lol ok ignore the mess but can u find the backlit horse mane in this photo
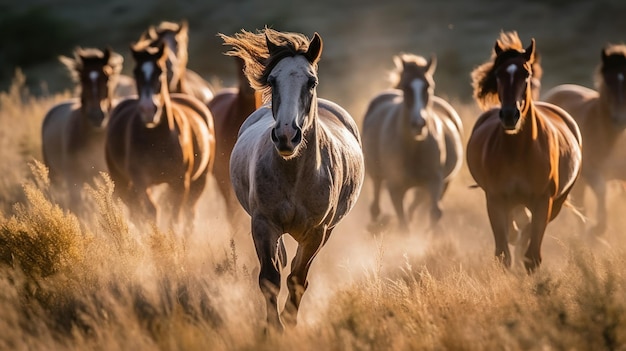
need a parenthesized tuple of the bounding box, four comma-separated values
(389, 53, 432, 88)
(471, 31, 540, 110)
(220, 28, 319, 102)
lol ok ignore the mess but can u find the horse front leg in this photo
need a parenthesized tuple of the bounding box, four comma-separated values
(388, 184, 409, 233)
(251, 214, 284, 331)
(486, 194, 512, 268)
(282, 225, 329, 327)
(524, 196, 552, 273)
(586, 173, 607, 236)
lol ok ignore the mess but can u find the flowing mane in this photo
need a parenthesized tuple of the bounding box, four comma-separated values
(219, 28, 319, 102)
(595, 43, 626, 90)
(471, 31, 538, 110)
(59, 47, 123, 84)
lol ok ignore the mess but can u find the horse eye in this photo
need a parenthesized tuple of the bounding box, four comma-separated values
(268, 76, 276, 87)
(308, 77, 317, 89)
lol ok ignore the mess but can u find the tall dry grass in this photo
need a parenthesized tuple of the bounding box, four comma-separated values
(0, 72, 625, 351)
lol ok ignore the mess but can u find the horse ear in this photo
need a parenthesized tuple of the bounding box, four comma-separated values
(494, 40, 504, 55)
(305, 32, 323, 64)
(178, 19, 189, 36)
(393, 55, 403, 71)
(602, 46, 609, 62)
(102, 47, 111, 63)
(524, 38, 536, 62)
(266, 33, 280, 56)
(427, 53, 437, 75)
(59, 55, 77, 72)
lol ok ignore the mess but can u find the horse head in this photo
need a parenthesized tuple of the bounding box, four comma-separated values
(394, 53, 436, 140)
(600, 45, 626, 126)
(60, 47, 122, 128)
(131, 40, 170, 128)
(266, 32, 322, 158)
(494, 38, 536, 133)
(140, 20, 189, 92)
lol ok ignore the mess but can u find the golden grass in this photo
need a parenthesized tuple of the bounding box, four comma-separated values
(0, 74, 625, 350)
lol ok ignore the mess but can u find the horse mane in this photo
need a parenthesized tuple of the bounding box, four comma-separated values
(389, 53, 430, 88)
(59, 47, 123, 88)
(219, 28, 317, 103)
(140, 20, 189, 72)
(595, 43, 626, 90)
(471, 31, 538, 110)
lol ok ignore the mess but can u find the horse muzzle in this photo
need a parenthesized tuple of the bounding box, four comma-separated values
(499, 107, 521, 132)
(271, 125, 302, 158)
(85, 108, 106, 128)
(410, 116, 428, 141)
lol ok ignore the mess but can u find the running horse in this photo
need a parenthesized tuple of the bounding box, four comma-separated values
(42, 47, 124, 213)
(139, 20, 214, 104)
(362, 53, 464, 233)
(466, 32, 582, 272)
(207, 56, 259, 227)
(222, 28, 364, 330)
(105, 40, 215, 233)
(543, 44, 626, 236)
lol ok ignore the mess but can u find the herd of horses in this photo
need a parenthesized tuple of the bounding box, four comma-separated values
(38, 21, 626, 329)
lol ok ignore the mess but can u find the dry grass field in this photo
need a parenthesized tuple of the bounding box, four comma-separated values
(2, 0, 626, 350)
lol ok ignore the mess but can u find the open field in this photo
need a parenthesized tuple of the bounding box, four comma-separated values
(2, 1, 626, 350)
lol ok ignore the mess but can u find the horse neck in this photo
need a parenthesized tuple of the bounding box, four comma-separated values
(159, 80, 176, 131)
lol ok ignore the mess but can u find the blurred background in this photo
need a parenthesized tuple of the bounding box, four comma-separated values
(2, 0, 625, 120)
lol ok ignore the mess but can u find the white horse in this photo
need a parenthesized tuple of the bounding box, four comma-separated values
(222, 28, 364, 330)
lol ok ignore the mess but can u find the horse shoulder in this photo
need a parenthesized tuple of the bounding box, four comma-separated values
(317, 98, 362, 145)
(535, 101, 582, 147)
(432, 95, 464, 136)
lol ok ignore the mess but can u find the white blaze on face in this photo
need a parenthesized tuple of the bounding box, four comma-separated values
(89, 71, 99, 96)
(507, 64, 517, 86)
(411, 78, 426, 120)
(141, 62, 154, 99)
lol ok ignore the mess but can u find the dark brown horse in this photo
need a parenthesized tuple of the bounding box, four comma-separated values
(222, 29, 364, 330)
(207, 56, 260, 226)
(42, 47, 124, 213)
(362, 53, 463, 233)
(466, 32, 582, 272)
(140, 20, 214, 104)
(543, 44, 626, 236)
(105, 41, 215, 233)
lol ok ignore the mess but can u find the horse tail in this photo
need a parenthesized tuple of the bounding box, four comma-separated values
(563, 198, 587, 224)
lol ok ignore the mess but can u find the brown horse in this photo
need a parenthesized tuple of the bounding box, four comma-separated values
(140, 20, 214, 104)
(207, 56, 259, 226)
(362, 53, 463, 232)
(42, 47, 124, 213)
(466, 32, 582, 272)
(543, 44, 626, 236)
(105, 41, 215, 233)
(222, 29, 364, 330)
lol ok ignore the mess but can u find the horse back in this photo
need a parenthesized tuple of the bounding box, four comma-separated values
(542, 84, 598, 123)
(182, 70, 215, 104)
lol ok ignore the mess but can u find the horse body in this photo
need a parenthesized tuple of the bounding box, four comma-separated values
(362, 54, 463, 232)
(467, 32, 582, 271)
(207, 57, 258, 223)
(42, 47, 123, 212)
(105, 41, 214, 233)
(543, 44, 626, 235)
(222, 29, 364, 330)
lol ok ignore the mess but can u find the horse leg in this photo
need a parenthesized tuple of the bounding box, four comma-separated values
(568, 178, 587, 235)
(586, 174, 607, 236)
(388, 184, 409, 232)
(407, 187, 426, 223)
(524, 197, 552, 273)
(486, 195, 512, 268)
(427, 176, 445, 228)
(369, 177, 383, 222)
(251, 214, 283, 330)
(282, 226, 329, 327)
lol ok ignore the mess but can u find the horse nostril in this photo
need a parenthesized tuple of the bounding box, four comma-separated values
(291, 127, 302, 144)
(271, 128, 279, 143)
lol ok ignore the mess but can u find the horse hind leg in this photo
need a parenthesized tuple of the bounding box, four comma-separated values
(367, 177, 390, 233)
(282, 226, 329, 327)
(388, 184, 409, 233)
(524, 197, 553, 273)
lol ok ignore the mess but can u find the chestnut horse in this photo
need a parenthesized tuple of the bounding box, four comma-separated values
(207, 56, 259, 226)
(42, 47, 124, 213)
(105, 41, 215, 233)
(362, 53, 463, 233)
(139, 20, 214, 104)
(467, 32, 582, 272)
(222, 29, 364, 330)
(543, 44, 626, 236)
